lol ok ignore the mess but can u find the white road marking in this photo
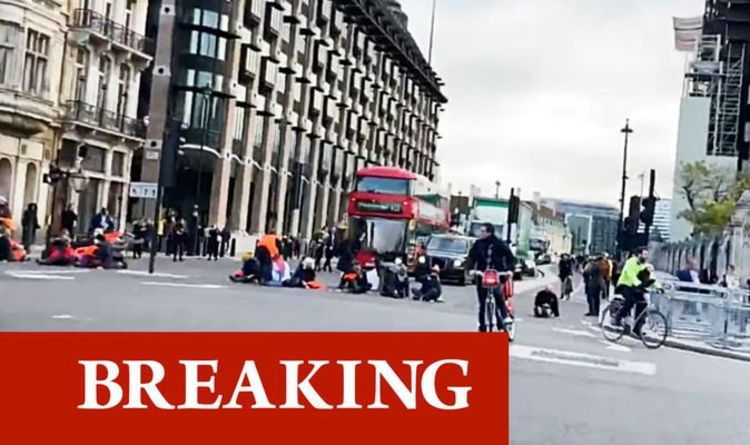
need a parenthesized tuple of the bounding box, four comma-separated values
(510, 344, 657, 376)
(599, 341, 632, 353)
(51, 314, 75, 320)
(552, 327, 596, 338)
(118, 270, 188, 279)
(21, 269, 90, 275)
(5, 272, 75, 281)
(141, 282, 227, 290)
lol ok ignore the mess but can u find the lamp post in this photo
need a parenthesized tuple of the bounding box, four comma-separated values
(494, 180, 501, 199)
(618, 120, 633, 234)
(193, 84, 212, 256)
(428, 0, 437, 65)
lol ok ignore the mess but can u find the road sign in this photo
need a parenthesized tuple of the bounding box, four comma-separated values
(129, 182, 158, 199)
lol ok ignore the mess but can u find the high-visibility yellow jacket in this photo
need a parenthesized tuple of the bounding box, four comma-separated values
(617, 257, 649, 288)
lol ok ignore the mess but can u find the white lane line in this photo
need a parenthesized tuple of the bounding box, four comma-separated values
(599, 341, 632, 353)
(18, 269, 91, 275)
(510, 344, 656, 376)
(552, 327, 596, 338)
(118, 270, 189, 279)
(5, 272, 75, 281)
(51, 314, 75, 320)
(141, 281, 227, 290)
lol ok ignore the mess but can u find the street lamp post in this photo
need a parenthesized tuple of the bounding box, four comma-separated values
(193, 85, 212, 256)
(428, 0, 437, 65)
(494, 180, 501, 199)
(618, 120, 633, 228)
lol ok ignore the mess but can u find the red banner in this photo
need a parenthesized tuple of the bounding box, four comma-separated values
(0, 333, 508, 444)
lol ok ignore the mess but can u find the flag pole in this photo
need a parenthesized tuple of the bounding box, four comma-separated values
(428, 0, 437, 64)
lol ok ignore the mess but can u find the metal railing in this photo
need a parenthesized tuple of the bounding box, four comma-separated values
(63, 101, 145, 139)
(70, 8, 152, 55)
(651, 280, 750, 354)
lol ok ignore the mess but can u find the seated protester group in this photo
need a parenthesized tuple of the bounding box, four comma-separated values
(339, 261, 371, 294)
(38, 229, 75, 266)
(413, 265, 444, 303)
(381, 257, 410, 299)
(533, 286, 560, 318)
(76, 233, 115, 269)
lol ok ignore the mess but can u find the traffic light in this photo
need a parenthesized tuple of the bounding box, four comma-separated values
(508, 195, 521, 224)
(640, 197, 657, 226)
(626, 195, 640, 234)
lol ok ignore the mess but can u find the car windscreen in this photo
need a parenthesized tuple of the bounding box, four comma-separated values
(427, 237, 469, 254)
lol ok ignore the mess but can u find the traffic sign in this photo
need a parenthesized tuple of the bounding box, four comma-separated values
(129, 182, 158, 199)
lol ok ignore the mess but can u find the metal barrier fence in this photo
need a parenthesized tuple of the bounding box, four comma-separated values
(651, 280, 750, 353)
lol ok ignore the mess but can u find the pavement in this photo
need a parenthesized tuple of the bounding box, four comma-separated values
(1, 259, 749, 444)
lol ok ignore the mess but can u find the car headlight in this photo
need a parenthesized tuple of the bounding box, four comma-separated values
(453, 259, 464, 268)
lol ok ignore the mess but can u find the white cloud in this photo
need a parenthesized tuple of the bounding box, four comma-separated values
(400, 0, 705, 203)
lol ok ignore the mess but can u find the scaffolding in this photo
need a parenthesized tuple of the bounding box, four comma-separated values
(684, 34, 745, 157)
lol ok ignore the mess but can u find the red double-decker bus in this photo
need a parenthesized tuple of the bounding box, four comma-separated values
(346, 166, 450, 264)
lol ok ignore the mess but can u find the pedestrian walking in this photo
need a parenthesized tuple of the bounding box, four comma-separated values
(220, 226, 231, 257)
(292, 236, 301, 259)
(207, 225, 220, 261)
(172, 219, 186, 262)
(21, 203, 40, 253)
(132, 220, 147, 259)
(323, 232, 335, 273)
(584, 256, 606, 317)
(601, 253, 613, 300)
(558, 253, 574, 301)
(61, 203, 77, 237)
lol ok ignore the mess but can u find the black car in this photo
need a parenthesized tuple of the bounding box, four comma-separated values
(424, 234, 474, 286)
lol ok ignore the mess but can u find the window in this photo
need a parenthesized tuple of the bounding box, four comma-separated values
(0, 22, 18, 86)
(188, 8, 229, 60)
(23, 29, 49, 94)
(125, 0, 136, 30)
(355, 176, 410, 195)
(74, 48, 89, 102)
(97, 56, 111, 110)
(112, 152, 125, 177)
(117, 64, 130, 117)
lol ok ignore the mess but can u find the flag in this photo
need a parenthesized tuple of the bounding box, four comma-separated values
(673, 16, 703, 52)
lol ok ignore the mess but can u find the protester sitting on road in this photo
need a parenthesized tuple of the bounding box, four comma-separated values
(380, 257, 410, 299)
(0, 225, 11, 262)
(38, 230, 75, 266)
(256, 231, 282, 284)
(534, 286, 560, 318)
(413, 266, 444, 303)
(339, 261, 370, 294)
(230, 251, 262, 283)
(414, 254, 430, 286)
(285, 257, 318, 288)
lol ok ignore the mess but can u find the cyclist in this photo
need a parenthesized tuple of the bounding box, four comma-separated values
(467, 223, 517, 332)
(613, 247, 659, 334)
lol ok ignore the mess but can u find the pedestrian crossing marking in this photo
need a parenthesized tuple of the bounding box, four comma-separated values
(511, 344, 656, 376)
(118, 270, 189, 279)
(141, 282, 227, 290)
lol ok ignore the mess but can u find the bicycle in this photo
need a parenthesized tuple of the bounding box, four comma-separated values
(599, 290, 668, 349)
(476, 269, 515, 341)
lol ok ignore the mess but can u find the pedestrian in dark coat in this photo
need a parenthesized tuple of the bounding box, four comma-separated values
(584, 257, 606, 317)
(207, 225, 220, 261)
(61, 203, 77, 236)
(220, 227, 231, 257)
(21, 203, 40, 253)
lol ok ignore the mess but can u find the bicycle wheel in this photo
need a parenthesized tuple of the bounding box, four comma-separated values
(637, 309, 668, 349)
(486, 299, 496, 332)
(600, 303, 624, 342)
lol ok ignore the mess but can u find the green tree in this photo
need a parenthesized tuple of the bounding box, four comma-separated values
(677, 161, 750, 237)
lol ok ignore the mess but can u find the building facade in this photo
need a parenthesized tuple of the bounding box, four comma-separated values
(527, 202, 572, 256)
(138, 0, 446, 242)
(0, 0, 67, 232)
(653, 198, 671, 242)
(55, 0, 152, 233)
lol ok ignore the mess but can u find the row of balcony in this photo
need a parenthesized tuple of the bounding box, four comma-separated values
(70, 9, 152, 59)
(62, 100, 145, 140)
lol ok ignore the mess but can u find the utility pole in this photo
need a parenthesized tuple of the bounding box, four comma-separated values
(494, 180, 500, 199)
(644, 169, 656, 241)
(428, 0, 437, 64)
(617, 119, 633, 257)
(506, 188, 515, 244)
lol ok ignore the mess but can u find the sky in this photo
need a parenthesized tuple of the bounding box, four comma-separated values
(399, 0, 705, 206)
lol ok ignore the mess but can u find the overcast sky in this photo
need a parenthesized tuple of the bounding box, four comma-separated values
(400, 0, 705, 205)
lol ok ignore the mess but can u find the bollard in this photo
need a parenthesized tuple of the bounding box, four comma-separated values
(230, 238, 236, 257)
